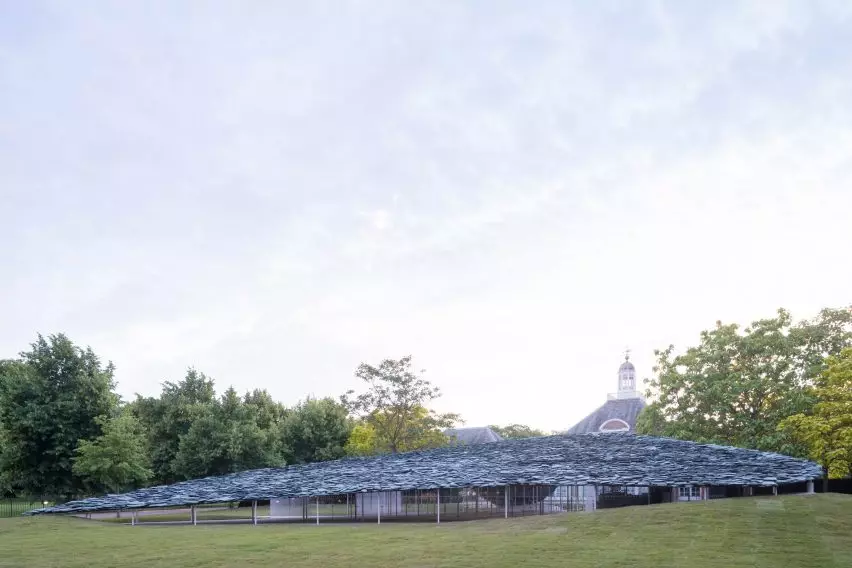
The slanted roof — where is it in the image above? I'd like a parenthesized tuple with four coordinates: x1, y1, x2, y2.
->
(567, 398, 646, 434)
(30, 434, 822, 515)
(445, 426, 503, 445)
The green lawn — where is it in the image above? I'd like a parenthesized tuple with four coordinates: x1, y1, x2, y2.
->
(1, 495, 851, 567)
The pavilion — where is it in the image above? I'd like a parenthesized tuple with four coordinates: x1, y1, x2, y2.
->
(28, 433, 822, 524)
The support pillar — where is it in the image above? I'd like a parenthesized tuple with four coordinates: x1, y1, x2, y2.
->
(191, 505, 197, 526)
(377, 493, 381, 525)
(504, 485, 509, 519)
(807, 480, 815, 494)
(252, 500, 258, 526)
(437, 489, 441, 524)
(772, 485, 778, 496)
(316, 497, 320, 525)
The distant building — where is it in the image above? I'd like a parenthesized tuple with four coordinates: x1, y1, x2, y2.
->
(444, 426, 504, 445)
(566, 352, 646, 434)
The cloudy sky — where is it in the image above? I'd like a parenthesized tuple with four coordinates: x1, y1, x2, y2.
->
(2, 1, 851, 431)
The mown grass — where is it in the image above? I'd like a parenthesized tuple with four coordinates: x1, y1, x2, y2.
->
(1, 494, 850, 567)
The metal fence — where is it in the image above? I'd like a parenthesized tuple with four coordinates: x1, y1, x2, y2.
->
(0, 499, 45, 518)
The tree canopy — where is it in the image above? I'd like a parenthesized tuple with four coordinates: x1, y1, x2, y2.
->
(280, 398, 351, 464)
(779, 347, 852, 478)
(0, 334, 118, 499)
(72, 411, 152, 494)
(135, 380, 285, 482)
(131, 368, 218, 484)
(342, 356, 461, 454)
(637, 307, 852, 456)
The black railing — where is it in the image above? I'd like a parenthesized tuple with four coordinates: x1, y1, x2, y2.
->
(0, 499, 45, 518)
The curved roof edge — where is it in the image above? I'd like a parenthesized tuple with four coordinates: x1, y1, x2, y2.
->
(27, 434, 822, 515)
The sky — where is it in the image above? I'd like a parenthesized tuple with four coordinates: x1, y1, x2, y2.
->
(1, 1, 851, 432)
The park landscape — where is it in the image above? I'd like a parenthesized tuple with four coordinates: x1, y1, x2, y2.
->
(4, 1, 852, 566)
(1, 306, 852, 566)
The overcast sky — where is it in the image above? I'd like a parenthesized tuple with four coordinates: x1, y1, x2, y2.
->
(2, 1, 851, 432)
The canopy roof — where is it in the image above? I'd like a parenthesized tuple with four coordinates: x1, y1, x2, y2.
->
(29, 434, 822, 514)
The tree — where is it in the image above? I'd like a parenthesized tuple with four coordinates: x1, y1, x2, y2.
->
(280, 398, 352, 464)
(243, 389, 287, 431)
(489, 424, 546, 439)
(637, 307, 852, 455)
(72, 411, 152, 494)
(344, 422, 378, 457)
(0, 334, 119, 499)
(341, 356, 461, 454)
(130, 368, 217, 484)
(345, 406, 451, 456)
(170, 386, 283, 480)
(779, 347, 852, 478)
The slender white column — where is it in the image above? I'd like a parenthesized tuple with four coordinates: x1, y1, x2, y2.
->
(252, 500, 257, 526)
(437, 490, 441, 524)
(504, 485, 509, 519)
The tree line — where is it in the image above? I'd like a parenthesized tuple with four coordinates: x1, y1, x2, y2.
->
(3, 305, 849, 501)
(636, 307, 852, 478)
(0, 340, 477, 500)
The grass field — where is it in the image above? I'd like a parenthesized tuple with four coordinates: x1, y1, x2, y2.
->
(1, 494, 850, 567)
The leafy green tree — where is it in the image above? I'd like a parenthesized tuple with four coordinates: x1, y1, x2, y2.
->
(130, 368, 216, 484)
(344, 422, 378, 457)
(243, 389, 287, 431)
(171, 386, 283, 480)
(637, 307, 852, 455)
(341, 356, 461, 454)
(488, 424, 546, 439)
(345, 406, 451, 456)
(779, 347, 852, 478)
(0, 334, 118, 499)
(280, 398, 352, 464)
(72, 411, 152, 494)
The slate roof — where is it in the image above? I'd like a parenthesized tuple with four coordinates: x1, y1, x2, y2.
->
(28, 434, 822, 515)
(567, 398, 647, 434)
(445, 426, 503, 445)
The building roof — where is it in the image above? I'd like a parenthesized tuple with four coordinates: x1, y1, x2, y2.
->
(566, 398, 646, 434)
(30, 434, 822, 515)
(445, 426, 503, 445)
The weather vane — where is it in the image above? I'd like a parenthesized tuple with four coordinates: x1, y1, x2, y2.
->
(624, 347, 631, 361)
